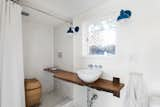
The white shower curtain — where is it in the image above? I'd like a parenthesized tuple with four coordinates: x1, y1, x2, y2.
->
(0, 0, 25, 107)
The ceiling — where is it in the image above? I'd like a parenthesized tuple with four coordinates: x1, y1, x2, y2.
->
(20, 0, 106, 25)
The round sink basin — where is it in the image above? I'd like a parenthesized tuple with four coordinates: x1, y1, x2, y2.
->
(76, 69, 103, 83)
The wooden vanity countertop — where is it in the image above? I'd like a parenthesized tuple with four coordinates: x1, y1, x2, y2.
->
(44, 68, 124, 97)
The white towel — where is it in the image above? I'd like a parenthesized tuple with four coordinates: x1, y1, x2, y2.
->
(124, 72, 149, 107)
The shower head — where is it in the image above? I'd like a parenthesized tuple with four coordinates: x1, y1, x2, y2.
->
(21, 11, 30, 16)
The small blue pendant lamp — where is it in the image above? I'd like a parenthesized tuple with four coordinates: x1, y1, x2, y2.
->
(117, 9, 132, 21)
(67, 27, 74, 33)
(67, 23, 80, 34)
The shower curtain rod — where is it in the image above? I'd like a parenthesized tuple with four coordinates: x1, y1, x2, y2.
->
(9, 0, 72, 23)
(21, 4, 72, 23)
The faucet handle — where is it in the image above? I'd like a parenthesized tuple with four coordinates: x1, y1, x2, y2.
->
(94, 64, 98, 68)
(88, 64, 103, 69)
(88, 64, 93, 68)
(98, 65, 103, 69)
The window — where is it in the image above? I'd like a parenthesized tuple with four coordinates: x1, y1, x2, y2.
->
(83, 18, 117, 56)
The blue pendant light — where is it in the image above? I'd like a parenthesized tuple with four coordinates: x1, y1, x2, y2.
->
(67, 27, 74, 33)
(67, 23, 80, 34)
(117, 9, 132, 21)
(74, 26, 80, 32)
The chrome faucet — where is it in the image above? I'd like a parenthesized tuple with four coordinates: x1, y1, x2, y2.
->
(88, 64, 103, 69)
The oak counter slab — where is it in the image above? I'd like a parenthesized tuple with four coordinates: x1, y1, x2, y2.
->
(44, 68, 124, 98)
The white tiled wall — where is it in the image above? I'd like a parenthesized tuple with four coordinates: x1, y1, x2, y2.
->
(53, 0, 160, 107)
(73, 0, 160, 107)
(23, 20, 54, 93)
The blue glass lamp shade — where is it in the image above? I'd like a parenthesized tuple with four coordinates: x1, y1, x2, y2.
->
(67, 27, 74, 33)
(125, 10, 132, 16)
(117, 10, 132, 21)
(74, 26, 80, 32)
(67, 26, 80, 33)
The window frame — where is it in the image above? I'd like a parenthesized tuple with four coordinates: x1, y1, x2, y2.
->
(82, 17, 117, 57)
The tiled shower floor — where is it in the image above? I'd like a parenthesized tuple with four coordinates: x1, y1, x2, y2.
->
(39, 91, 72, 107)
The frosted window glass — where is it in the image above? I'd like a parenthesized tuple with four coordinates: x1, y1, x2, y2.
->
(84, 19, 116, 56)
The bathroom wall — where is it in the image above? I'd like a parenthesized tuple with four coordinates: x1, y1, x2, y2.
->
(22, 19, 54, 94)
(0, 1, 2, 103)
(73, 0, 160, 107)
(54, 23, 74, 98)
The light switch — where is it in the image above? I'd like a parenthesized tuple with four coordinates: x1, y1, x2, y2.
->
(57, 52, 63, 58)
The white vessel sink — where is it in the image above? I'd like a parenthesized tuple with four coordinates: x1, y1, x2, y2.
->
(76, 69, 103, 83)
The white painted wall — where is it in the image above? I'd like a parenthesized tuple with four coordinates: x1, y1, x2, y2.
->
(22, 19, 54, 94)
(0, 1, 2, 103)
(54, 24, 74, 71)
(54, 24, 74, 98)
(53, 24, 88, 104)
(72, 0, 160, 107)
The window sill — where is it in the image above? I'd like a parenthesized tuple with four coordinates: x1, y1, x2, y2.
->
(81, 55, 116, 59)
